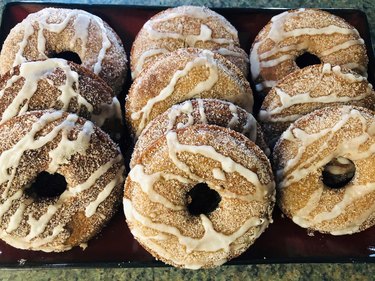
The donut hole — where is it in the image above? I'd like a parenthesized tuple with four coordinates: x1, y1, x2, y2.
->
(187, 183, 221, 216)
(295, 52, 321, 68)
(26, 171, 67, 199)
(322, 157, 355, 189)
(51, 51, 82, 65)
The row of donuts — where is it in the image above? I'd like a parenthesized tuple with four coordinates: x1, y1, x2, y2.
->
(125, 5, 375, 268)
(0, 8, 129, 252)
(124, 6, 276, 269)
(248, 9, 375, 235)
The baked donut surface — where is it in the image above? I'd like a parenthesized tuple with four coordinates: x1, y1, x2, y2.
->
(0, 58, 121, 130)
(0, 110, 125, 252)
(0, 7, 127, 95)
(250, 8, 368, 95)
(131, 5, 248, 79)
(259, 63, 375, 147)
(126, 48, 253, 138)
(124, 124, 275, 269)
(131, 98, 269, 168)
(273, 106, 375, 235)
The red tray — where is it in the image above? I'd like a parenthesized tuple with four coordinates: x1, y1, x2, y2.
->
(0, 2, 374, 268)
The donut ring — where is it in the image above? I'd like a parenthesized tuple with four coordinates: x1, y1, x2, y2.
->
(131, 5, 248, 79)
(273, 106, 375, 235)
(0, 7, 127, 95)
(0, 110, 125, 251)
(131, 98, 269, 168)
(250, 9, 368, 94)
(259, 63, 375, 147)
(0, 59, 121, 138)
(126, 48, 253, 138)
(124, 124, 275, 269)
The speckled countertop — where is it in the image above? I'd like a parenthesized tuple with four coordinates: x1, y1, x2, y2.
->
(0, 0, 374, 280)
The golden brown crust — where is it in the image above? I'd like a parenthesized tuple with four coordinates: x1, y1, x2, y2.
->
(124, 124, 275, 268)
(0, 7, 127, 95)
(0, 110, 126, 252)
(259, 64, 375, 147)
(250, 9, 369, 95)
(273, 105, 375, 235)
(130, 98, 269, 168)
(130, 5, 248, 79)
(125, 48, 253, 138)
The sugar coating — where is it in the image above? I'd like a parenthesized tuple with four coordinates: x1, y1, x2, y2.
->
(250, 9, 368, 96)
(273, 105, 375, 235)
(124, 124, 275, 269)
(0, 7, 127, 95)
(0, 110, 125, 252)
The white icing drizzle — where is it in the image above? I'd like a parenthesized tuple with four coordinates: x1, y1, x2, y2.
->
(166, 131, 273, 200)
(0, 59, 93, 124)
(277, 106, 375, 233)
(85, 165, 125, 217)
(124, 198, 267, 268)
(242, 113, 258, 142)
(259, 64, 371, 123)
(165, 100, 193, 131)
(215, 47, 249, 62)
(197, 99, 207, 124)
(0, 111, 123, 248)
(250, 9, 365, 90)
(212, 168, 226, 180)
(14, 9, 112, 75)
(132, 48, 169, 79)
(131, 50, 219, 136)
(134, 6, 239, 78)
(227, 103, 239, 128)
(129, 164, 191, 210)
(90, 97, 122, 127)
(320, 39, 364, 56)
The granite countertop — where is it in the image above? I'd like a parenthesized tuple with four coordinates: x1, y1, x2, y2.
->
(0, 0, 374, 280)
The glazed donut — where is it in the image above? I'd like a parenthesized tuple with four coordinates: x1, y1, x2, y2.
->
(259, 63, 375, 147)
(131, 5, 248, 79)
(126, 48, 253, 138)
(250, 9, 368, 94)
(124, 124, 275, 268)
(0, 58, 121, 137)
(273, 105, 375, 235)
(0, 110, 125, 252)
(131, 98, 269, 168)
(0, 7, 127, 95)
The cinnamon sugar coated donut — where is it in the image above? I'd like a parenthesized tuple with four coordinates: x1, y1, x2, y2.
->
(0, 110, 125, 251)
(124, 124, 275, 268)
(273, 106, 375, 235)
(0, 58, 121, 132)
(131, 99, 269, 168)
(131, 5, 249, 79)
(126, 48, 253, 138)
(259, 63, 375, 147)
(250, 9, 368, 94)
(0, 7, 127, 95)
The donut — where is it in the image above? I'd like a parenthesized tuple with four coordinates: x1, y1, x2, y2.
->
(250, 8, 368, 95)
(273, 105, 375, 235)
(131, 5, 248, 79)
(130, 98, 269, 168)
(259, 63, 375, 147)
(124, 124, 275, 268)
(0, 110, 125, 252)
(0, 7, 127, 95)
(126, 48, 253, 138)
(0, 58, 122, 138)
